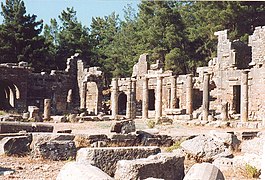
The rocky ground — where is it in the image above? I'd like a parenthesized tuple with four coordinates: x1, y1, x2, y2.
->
(0, 119, 262, 180)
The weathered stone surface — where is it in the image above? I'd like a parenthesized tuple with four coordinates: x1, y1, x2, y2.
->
(28, 106, 42, 122)
(108, 134, 138, 147)
(76, 146, 161, 176)
(52, 116, 68, 123)
(209, 130, 240, 150)
(74, 134, 109, 148)
(233, 153, 261, 170)
(212, 157, 233, 172)
(56, 161, 113, 180)
(240, 137, 263, 155)
(110, 120, 135, 134)
(0, 135, 32, 155)
(183, 163, 225, 180)
(33, 140, 76, 161)
(180, 134, 232, 162)
(136, 130, 173, 147)
(115, 153, 185, 180)
(0, 122, 53, 133)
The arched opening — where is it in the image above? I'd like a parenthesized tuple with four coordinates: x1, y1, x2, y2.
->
(118, 92, 127, 115)
(0, 80, 20, 110)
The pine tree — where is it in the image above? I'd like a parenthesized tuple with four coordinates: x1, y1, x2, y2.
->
(0, 0, 46, 71)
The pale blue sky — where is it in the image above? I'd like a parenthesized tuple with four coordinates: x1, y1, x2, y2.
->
(0, 0, 140, 27)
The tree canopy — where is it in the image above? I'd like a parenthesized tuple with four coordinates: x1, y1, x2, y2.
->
(0, 0, 265, 84)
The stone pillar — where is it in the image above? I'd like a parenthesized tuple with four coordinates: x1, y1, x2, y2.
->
(132, 79, 137, 119)
(44, 99, 51, 120)
(241, 70, 249, 122)
(221, 101, 228, 121)
(170, 76, 176, 109)
(126, 79, 132, 119)
(262, 142, 265, 180)
(111, 78, 118, 119)
(202, 73, 210, 121)
(186, 74, 193, 115)
(142, 77, 149, 120)
(155, 76, 163, 120)
(80, 82, 87, 109)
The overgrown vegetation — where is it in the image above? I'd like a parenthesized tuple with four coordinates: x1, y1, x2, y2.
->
(0, 110, 6, 115)
(147, 119, 156, 129)
(244, 164, 261, 178)
(0, 0, 265, 85)
(165, 140, 183, 152)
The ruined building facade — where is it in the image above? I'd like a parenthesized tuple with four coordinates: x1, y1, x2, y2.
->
(0, 53, 103, 114)
(111, 26, 265, 121)
(1, 26, 265, 121)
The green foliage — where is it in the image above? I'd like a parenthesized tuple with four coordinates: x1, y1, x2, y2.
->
(0, 110, 6, 115)
(1, 1, 265, 80)
(244, 164, 261, 178)
(0, 0, 48, 71)
(147, 120, 156, 128)
(165, 140, 183, 152)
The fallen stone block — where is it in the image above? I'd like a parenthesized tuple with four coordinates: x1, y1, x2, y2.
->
(0, 122, 53, 133)
(209, 130, 240, 150)
(212, 157, 233, 172)
(240, 137, 263, 155)
(180, 134, 232, 162)
(108, 134, 139, 147)
(74, 134, 109, 148)
(56, 161, 113, 180)
(0, 135, 32, 155)
(136, 130, 173, 147)
(52, 116, 67, 123)
(32, 140, 76, 161)
(233, 153, 261, 171)
(115, 153, 184, 180)
(76, 146, 161, 177)
(110, 120, 135, 134)
(183, 162, 225, 180)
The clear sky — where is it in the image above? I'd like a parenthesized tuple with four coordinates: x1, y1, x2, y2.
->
(0, 0, 140, 27)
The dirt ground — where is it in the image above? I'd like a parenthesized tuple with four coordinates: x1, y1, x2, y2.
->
(0, 119, 262, 180)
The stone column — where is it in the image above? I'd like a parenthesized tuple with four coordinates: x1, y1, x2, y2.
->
(221, 101, 228, 121)
(241, 70, 249, 122)
(186, 74, 193, 115)
(202, 73, 210, 121)
(262, 142, 265, 180)
(155, 76, 163, 120)
(126, 79, 132, 119)
(80, 82, 87, 109)
(111, 78, 118, 119)
(170, 76, 176, 109)
(132, 79, 137, 119)
(142, 77, 149, 120)
(44, 99, 51, 120)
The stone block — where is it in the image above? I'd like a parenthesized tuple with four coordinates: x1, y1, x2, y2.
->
(0, 122, 53, 133)
(115, 153, 185, 180)
(56, 161, 113, 180)
(0, 135, 32, 155)
(52, 116, 68, 123)
(240, 137, 263, 155)
(76, 146, 161, 176)
(183, 163, 225, 180)
(212, 157, 233, 172)
(110, 120, 135, 134)
(32, 140, 76, 161)
(180, 134, 232, 162)
(108, 134, 138, 147)
(74, 134, 109, 148)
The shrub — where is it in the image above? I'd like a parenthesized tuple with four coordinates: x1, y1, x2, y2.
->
(147, 120, 156, 128)
(166, 140, 183, 152)
(245, 164, 261, 178)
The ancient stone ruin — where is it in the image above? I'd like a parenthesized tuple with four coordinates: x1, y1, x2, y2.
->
(1, 27, 265, 179)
